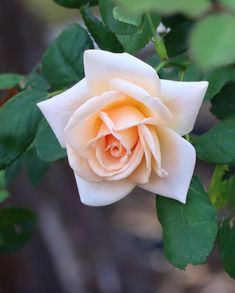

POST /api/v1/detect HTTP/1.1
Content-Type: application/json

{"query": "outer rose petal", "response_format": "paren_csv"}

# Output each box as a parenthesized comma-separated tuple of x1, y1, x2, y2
(37, 79, 90, 147)
(84, 50, 161, 96)
(75, 175, 135, 206)
(160, 79, 208, 136)
(66, 144, 101, 182)
(139, 126, 196, 203)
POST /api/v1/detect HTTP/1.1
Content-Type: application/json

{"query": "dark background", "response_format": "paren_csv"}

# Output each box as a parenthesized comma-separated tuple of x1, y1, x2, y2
(0, 0, 234, 292)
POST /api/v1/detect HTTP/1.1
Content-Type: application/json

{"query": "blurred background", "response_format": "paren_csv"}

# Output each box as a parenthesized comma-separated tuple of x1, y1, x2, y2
(0, 0, 235, 292)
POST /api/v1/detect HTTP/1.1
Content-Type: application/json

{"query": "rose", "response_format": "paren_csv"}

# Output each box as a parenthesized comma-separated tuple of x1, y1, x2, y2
(37, 49, 208, 206)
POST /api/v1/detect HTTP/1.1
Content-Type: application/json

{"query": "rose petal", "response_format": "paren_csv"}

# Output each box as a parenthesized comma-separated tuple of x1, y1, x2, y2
(84, 49, 160, 96)
(65, 90, 126, 157)
(139, 126, 196, 203)
(88, 108, 157, 149)
(129, 157, 150, 184)
(99, 110, 139, 150)
(66, 144, 101, 182)
(110, 78, 174, 126)
(75, 175, 135, 206)
(107, 140, 144, 181)
(105, 105, 145, 129)
(129, 131, 152, 184)
(88, 140, 144, 180)
(160, 79, 208, 135)
(138, 124, 166, 177)
(95, 138, 126, 171)
(37, 79, 90, 147)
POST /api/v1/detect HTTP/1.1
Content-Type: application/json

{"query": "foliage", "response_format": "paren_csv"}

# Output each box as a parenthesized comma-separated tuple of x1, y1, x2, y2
(211, 83, 235, 119)
(53, 0, 97, 8)
(41, 24, 94, 89)
(0, 74, 25, 90)
(156, 177, 217, 269)
(0, 90, 47, 169)
(99, 0, 160, 54)
(191, 117, 235, 164)
(35, 119, 67, 162)
(0, 208, 37, 254)
(80, 4, 123, 52)
(190, 15, 235, 70)
(208, 165, 235, 208)
(0, 171, 10, 203)
(1, 0, 235, 278)
(116, 0, 211, 17)
(218, 218, 235, 279)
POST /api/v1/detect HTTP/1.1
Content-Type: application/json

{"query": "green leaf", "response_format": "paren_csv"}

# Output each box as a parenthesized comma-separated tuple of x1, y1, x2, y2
(153, 54, 188, 80)
(0, 90, 46, 169)
(5, 157, 23, 186)
(99, 0, 160, 53)
(113, 6, 142, 26)
(116, 15, 160, 53)
(0, 74, 25, 90)
(25, 70, 50, 91)
(203, 67, 235, 101)
(42, 24, 94, 90)
(156, 177, 217, 269)
(0, 208, 36, 254)
(24, 145, 50, 187)
(219, 0, 235, 11)
(147, 53, 161, 68)
(116, 0, 211, 17)
(4, 143, 49, 187)
(218, 218, 235, 279)
(160, 66, 181, 81)
(80, 5, 123, 52)
(192, 117, 235, 164)
(35, 118, 67, 162)
(211, 83, 235, 119)
(0, 170, 6, 189)
(183, 65, 235, 101)
(99, 0, 137, 34)
(164, 21, 192, 57)
(0, 171, 10, 203)
(208, 165, 235, 208)
(190, 14, 235, 70)
(53, 0, 97, 8)
(183, 64, 203, 81)
(0, 191, 10, 203)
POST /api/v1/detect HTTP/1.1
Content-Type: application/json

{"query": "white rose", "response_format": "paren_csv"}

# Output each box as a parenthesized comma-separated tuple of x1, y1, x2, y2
(37, 49, 208, 206)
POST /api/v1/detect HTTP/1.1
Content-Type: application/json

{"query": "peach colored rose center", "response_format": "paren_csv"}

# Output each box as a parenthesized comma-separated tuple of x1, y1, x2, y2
(65, 97, 169, 183)
(105, 134, 127, 158)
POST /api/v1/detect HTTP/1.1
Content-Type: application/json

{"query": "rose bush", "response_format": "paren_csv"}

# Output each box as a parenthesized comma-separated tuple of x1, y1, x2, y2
(38, 49, 208, 206)
(2, 0, 235, 278)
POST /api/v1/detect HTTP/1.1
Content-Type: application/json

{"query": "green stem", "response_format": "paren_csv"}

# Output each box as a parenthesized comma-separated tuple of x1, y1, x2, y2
(146, 13, 168, 61)
(155, 61, 168, 72)
(154, 60, 188, 73)
(179, 69, 186, 81)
